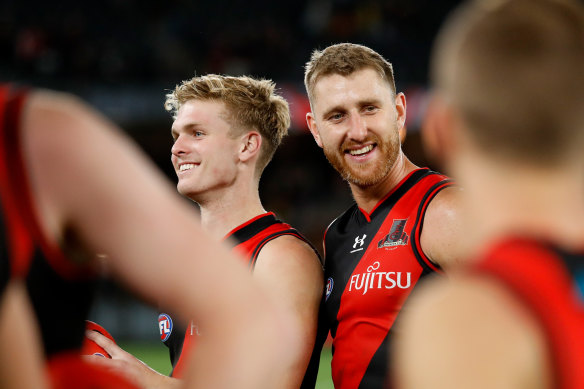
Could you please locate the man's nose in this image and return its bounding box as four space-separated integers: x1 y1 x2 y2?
171 135 187 157
347 113 367 141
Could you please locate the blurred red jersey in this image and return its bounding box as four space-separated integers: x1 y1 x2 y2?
474 239 584 389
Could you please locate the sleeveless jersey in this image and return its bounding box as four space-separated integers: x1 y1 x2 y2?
0 85 97 357
304 168 453 389
473 239 584 389
159 212 318 378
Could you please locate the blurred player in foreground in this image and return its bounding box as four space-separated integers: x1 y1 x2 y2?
0 85 300 388
86 75 323 388
394 0 584 388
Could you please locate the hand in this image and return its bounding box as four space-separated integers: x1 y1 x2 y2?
83 331 181 389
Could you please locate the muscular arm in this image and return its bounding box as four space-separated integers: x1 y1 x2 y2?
0 281 48 389
21 91 300 389
254 235 324 388
420 186 469 270
393 275 551 389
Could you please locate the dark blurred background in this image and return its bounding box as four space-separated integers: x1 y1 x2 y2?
2 0 462 341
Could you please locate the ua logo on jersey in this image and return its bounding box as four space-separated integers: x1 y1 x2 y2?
351 234 367 253
158 313 173 342
325 277 334 301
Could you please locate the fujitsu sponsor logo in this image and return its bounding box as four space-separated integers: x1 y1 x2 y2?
349 261 411 295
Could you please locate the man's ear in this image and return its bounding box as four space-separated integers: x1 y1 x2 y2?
395 92 407 132
306 112 323 148
239 131 262 162
422 94 458 167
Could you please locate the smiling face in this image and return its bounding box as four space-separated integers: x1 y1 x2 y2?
170 99 241 201
307 68 406 187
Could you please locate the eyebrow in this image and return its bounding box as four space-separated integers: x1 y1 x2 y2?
170 122 201 137
321 99 383 119
321 105 346 120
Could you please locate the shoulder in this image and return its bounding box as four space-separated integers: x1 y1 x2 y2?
394 273 549 389
424 184 461 221
256 234 322 272
420 185 468 269
254 234 323 293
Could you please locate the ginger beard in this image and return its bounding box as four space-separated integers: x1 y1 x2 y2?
323 128 401 187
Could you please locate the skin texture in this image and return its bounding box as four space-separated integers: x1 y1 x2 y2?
15 90 300 389
306 67 466 269
89 98 323 389
0 281 48 389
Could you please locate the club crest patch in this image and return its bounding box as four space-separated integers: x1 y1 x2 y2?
378 218 409 249
325 277 334 301
158 313 173 342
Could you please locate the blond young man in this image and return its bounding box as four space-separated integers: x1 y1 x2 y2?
301 43 465 388
394 0 584 388
89 75 323 389
0 85 300 389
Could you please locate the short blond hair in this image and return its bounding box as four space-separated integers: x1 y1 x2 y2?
433 0 584 165
165 74 290 175
304 43 396 104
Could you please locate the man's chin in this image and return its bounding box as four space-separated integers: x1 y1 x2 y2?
177 185 201 199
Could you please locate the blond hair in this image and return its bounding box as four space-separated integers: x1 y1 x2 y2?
433 0 584 165
165 74 290 175
304 43 396 104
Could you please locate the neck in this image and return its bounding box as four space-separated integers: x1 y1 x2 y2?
192 182 266 239
349 152 418 214
471 164 584 253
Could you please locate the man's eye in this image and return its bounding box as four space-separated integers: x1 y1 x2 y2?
330 113 343 121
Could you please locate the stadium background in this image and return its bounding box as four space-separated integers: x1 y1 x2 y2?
3 0 463 386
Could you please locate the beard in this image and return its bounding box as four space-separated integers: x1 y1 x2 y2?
322 130 401 187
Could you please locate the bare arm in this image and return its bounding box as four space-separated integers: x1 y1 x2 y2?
22 91 300 389
393 275 551 389
420 186 469 270
84 331 181 389
254 235 324 388
0 281 48 389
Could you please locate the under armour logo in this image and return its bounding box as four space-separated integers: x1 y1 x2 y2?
351 234 367 253
353 234 367 248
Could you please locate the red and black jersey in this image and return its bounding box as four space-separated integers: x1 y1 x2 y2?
303 168 453 389
0 84 97 357
473 239 584 389
159 212 319 378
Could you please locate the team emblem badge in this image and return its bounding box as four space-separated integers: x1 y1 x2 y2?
378 219 409 249
158 313 173 342
325 277 334 301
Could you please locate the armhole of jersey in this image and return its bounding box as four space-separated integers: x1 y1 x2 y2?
250 229 320 269
170 326 191 379
411 179 454 275
322 216 340 264
0 203 9 294
1 87 35 278
3 87 91 280
472 243 572 389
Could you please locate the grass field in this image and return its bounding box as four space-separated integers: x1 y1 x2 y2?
120 341 334 389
